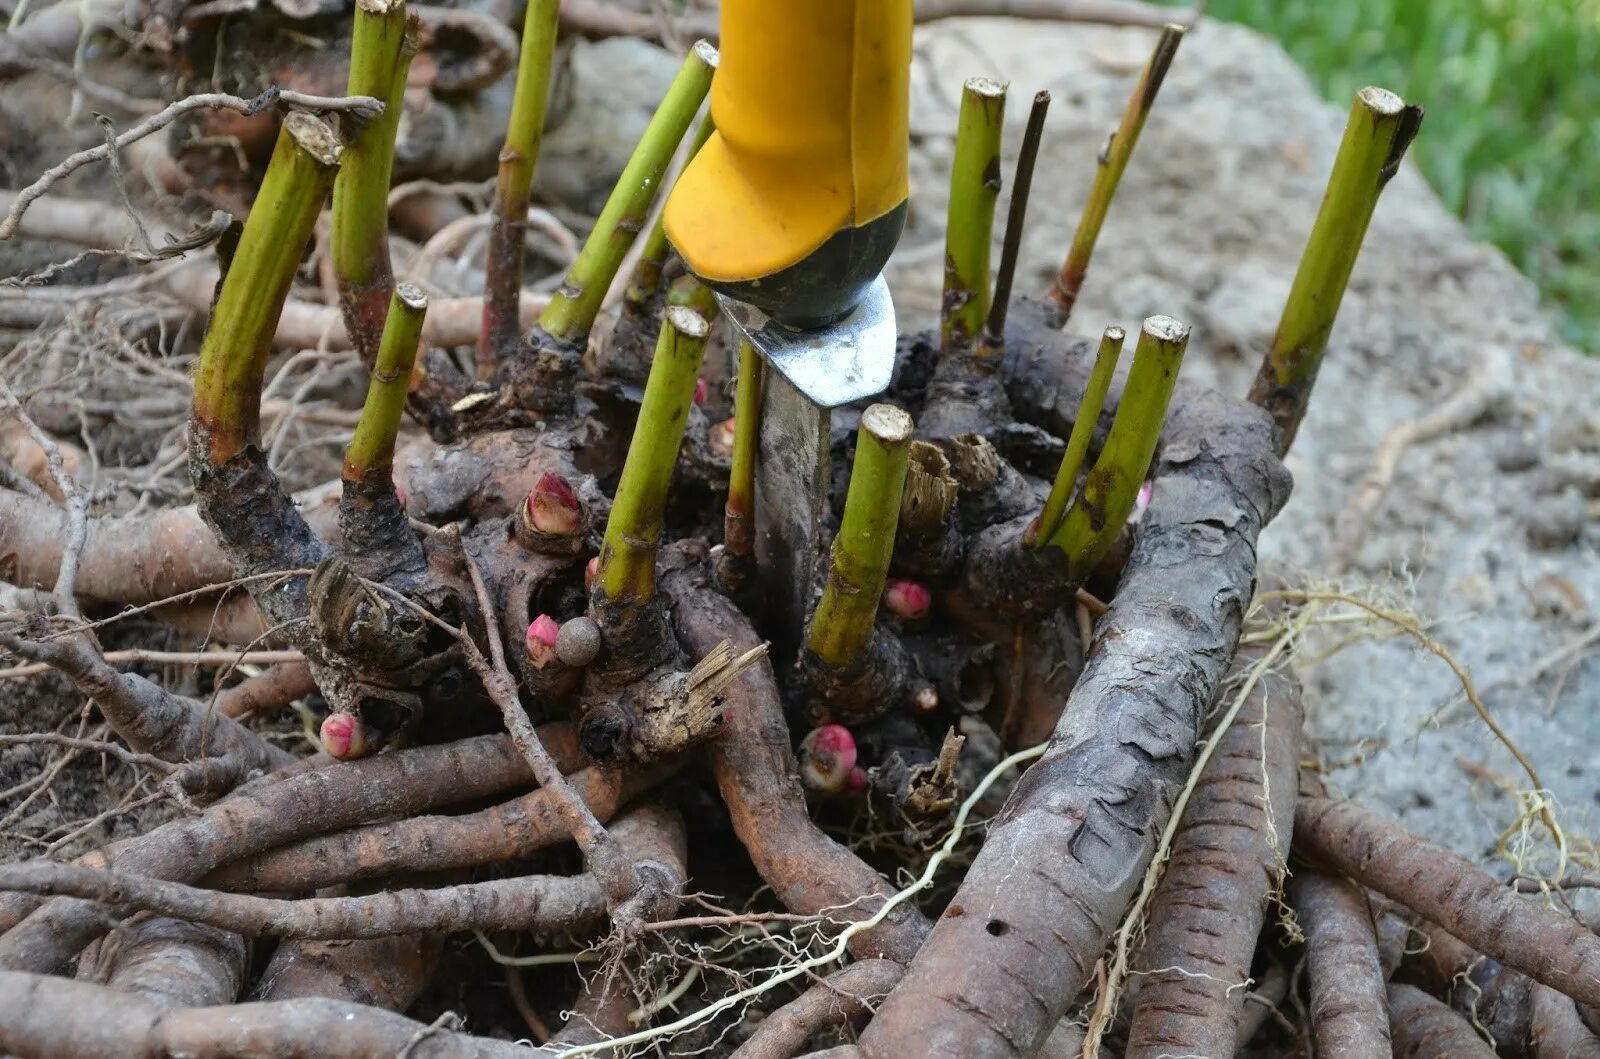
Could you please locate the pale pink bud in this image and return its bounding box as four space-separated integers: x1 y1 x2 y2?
883 578 932 622
393 479 408 510
912 682 940 713
1128 480 1154 524
525 614 561 669
320 712 367 760
524 473 583 537
847 766 868 794
693 378 708 405
798 724 859 793
585 556 600 591
710 416 737 458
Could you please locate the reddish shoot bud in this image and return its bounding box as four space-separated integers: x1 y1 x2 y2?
883 578 932 622
693 378 708 405
798 724 859 793
1128 480 1154 524
585 556 600 590
525 614 561 669
524 472 584 537
847 766 868 793
320 712 367 760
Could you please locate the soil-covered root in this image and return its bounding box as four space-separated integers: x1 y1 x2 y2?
1388 982 1498 1058
731 959 905 1059
1291 871 1393 1058
1123 641 1302 1059
0 729 579 973
660 543 931 964
0 970 554 1058
1400 917 1535 1054
1532 984 1600 1058
100 917 248 1009
857 314 1291 1059
252 934 440 1011
1296 796 1600 1011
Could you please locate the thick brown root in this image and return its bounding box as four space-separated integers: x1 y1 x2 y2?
1388 982 1498 1058
1293 872 1393 1058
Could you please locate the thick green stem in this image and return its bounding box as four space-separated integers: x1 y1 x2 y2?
807 405 914 670
1248 86 1423 455
331 0 417 365
343 284 428 484
193 114 341 466
723 339 761 563
1033 325 1124 545
1046 315 1187 576
626 114 716 307
597 306 710 604
1047 23 1184 327
540 41 718 344
478 0 560 375
941 77 1006 356
978 88 1051 364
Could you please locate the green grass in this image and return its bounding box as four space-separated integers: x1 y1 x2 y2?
1166 0 1600 349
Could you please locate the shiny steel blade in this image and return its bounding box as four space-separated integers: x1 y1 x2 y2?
715 275 897 657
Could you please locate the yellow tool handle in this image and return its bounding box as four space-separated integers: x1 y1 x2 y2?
664 0 913 286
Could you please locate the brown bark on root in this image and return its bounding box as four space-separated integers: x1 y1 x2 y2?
1123 642 1303 1059
0 971 553 1058
216 660 318 718
1400 917 1535 1054
732 959 905 1059
859 306 1290 1059
1388 982 1498 1058
1296 797 1600 1011
1292 871 1393 1058
661 543 932 964
102 917 249 1009
253 935 440 1011
206 761 669 893
0 730 578 973
1533 985 1600 1058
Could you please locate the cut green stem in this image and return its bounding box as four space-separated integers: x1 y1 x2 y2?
478 0 560 376
941 77 1006 356
1033 325 1124 545
807 405 915 670
331 0 418 365
978 89 1051 363
596 306 711 604
1248 86 1423 455
193 114 342 466
626 113 716 308
723 338 761 564
1047 23 1184 327
1045 315 1187 577
539 41 718 344
343 284 428 485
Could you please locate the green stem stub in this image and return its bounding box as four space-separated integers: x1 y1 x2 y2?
193 113 341 467
331 0 417 363
479 0 561 374
724 339 762 561
627 113 717 307
941 77 1006 356
597 306 711 605
1249 86 1423 455
344 283 428 484
540 40 718 345
1045 315 1188 578
1034 325 1125 545
1047 23 1184 328
807 404 915 671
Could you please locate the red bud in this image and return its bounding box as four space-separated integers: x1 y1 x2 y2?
524 473 583 537
799 724 859 793
525 614 561 669
393 479 409 510
693 378 708 405
847 766 868 794
320 712 367 760
585 556 600 591
883 578 932 622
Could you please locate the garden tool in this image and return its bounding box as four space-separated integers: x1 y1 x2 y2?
664 0 914 653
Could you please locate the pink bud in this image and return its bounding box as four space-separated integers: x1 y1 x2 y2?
798 724 859 793
525 614 561 669
847 766 868 794
585 556 600 591
1128 480 1154 524
883 578 932 622
693 378 708 405
524 473 583 537
710 416 736 458
393 479 409 510
320 712 367 760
